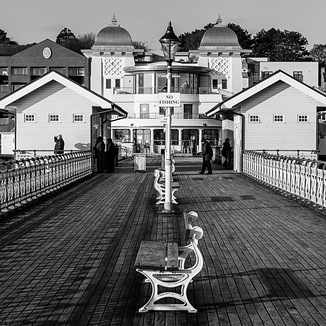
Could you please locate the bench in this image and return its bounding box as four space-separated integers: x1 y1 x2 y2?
134 211 204 313
154 169 179 205
159 159 176 181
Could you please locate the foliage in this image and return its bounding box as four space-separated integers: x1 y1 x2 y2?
310 44 326 63
178 29 206 52
56 28 95 53
0 29 17 45
77 33 95 50
133 41 149 51
252 28 308 61
226 23 253 49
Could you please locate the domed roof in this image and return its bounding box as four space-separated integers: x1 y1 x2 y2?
93 15 134 51
199 16 241 50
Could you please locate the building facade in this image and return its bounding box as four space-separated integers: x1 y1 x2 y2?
82 16 251 154
0 39 89 100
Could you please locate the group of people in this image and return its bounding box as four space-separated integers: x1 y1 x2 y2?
93 136 118 173
54 133 232 174
199 137 232 174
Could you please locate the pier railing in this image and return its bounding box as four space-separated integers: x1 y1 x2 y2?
243 150 326 208
0 151 92 214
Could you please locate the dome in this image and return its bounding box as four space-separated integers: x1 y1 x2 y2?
93 15 134 50
199 16 241 50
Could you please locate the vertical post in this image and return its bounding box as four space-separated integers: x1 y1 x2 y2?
164 61 173 212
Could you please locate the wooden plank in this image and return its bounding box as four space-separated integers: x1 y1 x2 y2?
166 242 179 270
134 241 166 270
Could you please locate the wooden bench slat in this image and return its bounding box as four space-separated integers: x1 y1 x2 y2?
135 241 179 271
166 242 178 270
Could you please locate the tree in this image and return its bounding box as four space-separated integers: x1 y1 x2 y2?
56 27 76 45
77 33 95 50
56 28 86 53
133 41 149 51
252 28 308 61
226 23 253 49
178 22 253 52
310 44 326 63
0 29 17 45
178 29 205 52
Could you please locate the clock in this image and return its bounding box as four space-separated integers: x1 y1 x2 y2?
43 47 52 59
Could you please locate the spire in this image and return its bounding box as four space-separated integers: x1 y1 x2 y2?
111 14 117 25
216 14 222 25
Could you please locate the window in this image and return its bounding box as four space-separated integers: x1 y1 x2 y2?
115 79 120 89
49 114 60 122
298 115 308 123
273 115 284 123
68 68 84 76
12 84 25 91
24 114 35 122
261 71 273 80
114 129 131 142
184 104 193 119
106 79 111 89
249 115 260 123
12 67 28 75
293 71 303 82
221 79 227 89
31 68 47 76
0 68 8 76
320 112 326 121
140 104 149 119
51 67 66 74
212 79 218 89
73 114 84 122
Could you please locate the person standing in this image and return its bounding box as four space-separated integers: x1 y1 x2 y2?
54 134 65 154
222 138 232 169
199 138 213 174
94 136 105 173
106 138 116 173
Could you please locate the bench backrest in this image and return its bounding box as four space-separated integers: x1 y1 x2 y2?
183 211 203 245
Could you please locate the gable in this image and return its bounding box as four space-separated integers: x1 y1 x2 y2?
207 70 326 116
238 81 323 113
10 39 86 64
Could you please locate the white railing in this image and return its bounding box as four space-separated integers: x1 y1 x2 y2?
0 151 92 214
242 150 326 208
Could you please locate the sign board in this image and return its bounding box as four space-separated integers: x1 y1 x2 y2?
134 154 146 172
158 93 181 107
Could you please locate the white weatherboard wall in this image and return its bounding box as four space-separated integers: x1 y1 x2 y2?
14 81 94 152
240 81 317 151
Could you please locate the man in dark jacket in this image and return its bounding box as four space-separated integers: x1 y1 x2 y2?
54 134 65 154
199 138 212 174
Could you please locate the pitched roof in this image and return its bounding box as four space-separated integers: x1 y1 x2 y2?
0 71 127 117
206 70 326 117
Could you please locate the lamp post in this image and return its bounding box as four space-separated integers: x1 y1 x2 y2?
159 22 180 213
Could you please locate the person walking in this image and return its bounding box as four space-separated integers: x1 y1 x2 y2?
222 138 232 169
199 138 213 174
106 138 116 173
93 136 105 173
54 134 65 154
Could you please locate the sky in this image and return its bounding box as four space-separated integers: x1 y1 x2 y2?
2 0 325 51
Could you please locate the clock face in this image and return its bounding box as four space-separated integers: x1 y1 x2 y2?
43 47 52 59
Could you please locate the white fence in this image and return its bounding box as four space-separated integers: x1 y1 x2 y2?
243 150 326 208
0 151 92 214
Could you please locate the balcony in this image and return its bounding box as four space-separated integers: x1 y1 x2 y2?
113 86 220 95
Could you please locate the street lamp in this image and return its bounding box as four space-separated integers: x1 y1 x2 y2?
159 22 180 213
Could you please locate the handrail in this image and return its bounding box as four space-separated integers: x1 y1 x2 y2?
0 151 92 214
242 150 326 208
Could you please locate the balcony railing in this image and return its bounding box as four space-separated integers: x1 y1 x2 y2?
126 113 208 119
113 86 219 95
